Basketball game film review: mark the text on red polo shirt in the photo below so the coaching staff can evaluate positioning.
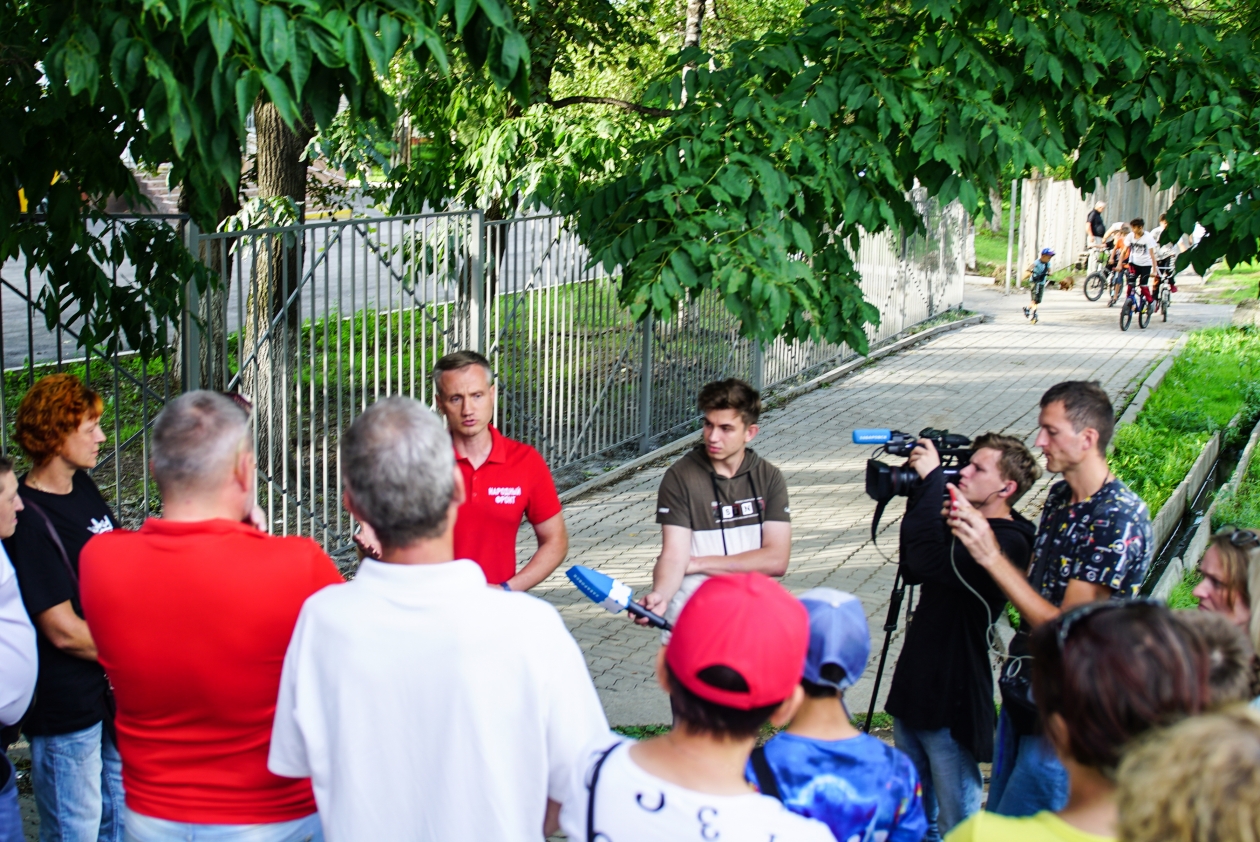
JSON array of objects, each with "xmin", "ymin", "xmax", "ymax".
[{"xmin": 453, "ymin": 426, "xmax": 561, "ymax": 584}]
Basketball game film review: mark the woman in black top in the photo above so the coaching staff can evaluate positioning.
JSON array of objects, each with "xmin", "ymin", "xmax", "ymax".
[{"xmin": 4, "ymin": 373, "xmax": 122, "ymax": 842}]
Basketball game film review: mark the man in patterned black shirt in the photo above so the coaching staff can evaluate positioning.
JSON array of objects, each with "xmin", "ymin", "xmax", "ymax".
[{"xmin": 945, "ymin": 380, "xmax": 1153, "ymax": 819}]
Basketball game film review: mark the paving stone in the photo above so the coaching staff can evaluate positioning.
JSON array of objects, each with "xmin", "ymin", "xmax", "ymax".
[{"xmin": 526, "ymin": 280, "xmax": 1234, "ymax": 725}]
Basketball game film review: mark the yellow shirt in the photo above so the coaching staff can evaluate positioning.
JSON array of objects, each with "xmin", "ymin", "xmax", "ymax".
[{"xmin": 946, "ymin": 811, "xmax": 1113, "ymax": 842}]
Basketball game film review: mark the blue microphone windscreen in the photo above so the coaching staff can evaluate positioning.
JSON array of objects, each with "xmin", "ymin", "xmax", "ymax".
[
  {"xmin": 853, "ymin": 428, "xmax": 892, "ymax": 444},
  {"xmin": 567, "ymin": 566, "xmax": 633, "ymax": 614}
]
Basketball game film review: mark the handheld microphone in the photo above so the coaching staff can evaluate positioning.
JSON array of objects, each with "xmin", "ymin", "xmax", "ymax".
[
  {"xmin": 567, "ymin": 565, "xmax": 672, "ymax": 630},
  {"xmin": 852, "ymin": 429, "xmax": 893, "ymax": 444}
]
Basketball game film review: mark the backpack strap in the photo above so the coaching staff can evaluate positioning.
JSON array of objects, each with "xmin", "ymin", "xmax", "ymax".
[
  {"xmin": 587, "ymin": 741, "xmax": 621, "ymax": 842},
  {"xmin": 749, "ymin": 745, "xmax": 782, "ymax": 801},
  {"xmin": 22, "ymin": 499, "xmax": 76, "ymax": 587}
]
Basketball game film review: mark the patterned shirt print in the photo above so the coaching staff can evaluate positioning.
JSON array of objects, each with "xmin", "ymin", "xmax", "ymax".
[{"xmin": 1030, "ymin": 478, "xmax": 1153, "ymax": 606}]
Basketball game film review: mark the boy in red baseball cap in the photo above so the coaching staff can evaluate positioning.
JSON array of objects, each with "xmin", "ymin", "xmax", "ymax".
[{"xmin": 559, "ymin": 573, "xmax": 834, "ymax": 841}]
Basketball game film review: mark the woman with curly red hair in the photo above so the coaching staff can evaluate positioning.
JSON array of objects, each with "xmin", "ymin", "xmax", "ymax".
[{"xmin": 4, "ymin": 373, "xmax": 123, "ymax": 842}]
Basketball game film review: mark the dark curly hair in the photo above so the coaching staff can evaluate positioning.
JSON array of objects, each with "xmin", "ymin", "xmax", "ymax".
[{"xmin": 13, "ymin": 374, "xmax": 104, "ymax": 466}]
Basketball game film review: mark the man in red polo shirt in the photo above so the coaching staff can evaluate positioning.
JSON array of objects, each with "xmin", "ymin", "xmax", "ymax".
[
  {"xmin": 433, "ymin": 350, "xmax": 566, "ymax": 591},
  {"xmin": 79, "ymin": 391, "xmax": 343, "ymax": 841}
]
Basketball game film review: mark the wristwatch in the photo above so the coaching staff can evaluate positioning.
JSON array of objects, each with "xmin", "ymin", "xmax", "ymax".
[{"xmin": 501, "ymin": 582, "xmax": 512, "ymax": 592}]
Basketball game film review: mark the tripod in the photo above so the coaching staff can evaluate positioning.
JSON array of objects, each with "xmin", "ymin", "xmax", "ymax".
[{"xmin": 862, "ymin": 566, "xmax": 916, "ymax": 733}]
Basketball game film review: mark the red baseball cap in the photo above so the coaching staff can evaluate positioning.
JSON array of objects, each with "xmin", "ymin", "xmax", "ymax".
[{"xmin": 665, "ymin": 573, "xmax": 809, "ymax": 710}]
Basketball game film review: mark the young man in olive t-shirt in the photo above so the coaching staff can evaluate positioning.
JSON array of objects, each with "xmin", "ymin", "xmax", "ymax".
[{"xmin": 636, "ymin": 379, "xmax": 792, "ymax": 632}]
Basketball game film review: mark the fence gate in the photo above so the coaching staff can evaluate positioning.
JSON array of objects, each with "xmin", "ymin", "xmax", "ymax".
[{"xmin": 0, "ymin": 200, "xmax": 964, "ymax": 561}]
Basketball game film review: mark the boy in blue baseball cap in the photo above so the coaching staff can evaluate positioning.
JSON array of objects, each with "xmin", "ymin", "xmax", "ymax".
[
  {"xmin": 747, "ymin": 589, "xmax": 927, "ymax": 842},
  {"xmin": 1022, "ymin": 248, "xmax": 1055, "ymax": 325}
]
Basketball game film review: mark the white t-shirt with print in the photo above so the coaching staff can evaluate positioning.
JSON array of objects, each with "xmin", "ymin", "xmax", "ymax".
[
  {"xmin": 1128, "ymin": 231, "xmax": 1158, "ymax": 266},
  {"xmin": 560, "ymin": 740, "xmax": 836, "ymax": 842}
]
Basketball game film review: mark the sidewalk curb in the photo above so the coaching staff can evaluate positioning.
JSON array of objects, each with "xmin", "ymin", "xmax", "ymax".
[
  {"xmin": 560, "ymin": 314, "xmax": 988, "ymax": 504},
  {"xmin": 1151, "ymin": 413, "xmax": 1260, "ymax": 602},
  {"xmin": 1114, "ymin": 333, "xmax": 1188, "ymax": 431}
]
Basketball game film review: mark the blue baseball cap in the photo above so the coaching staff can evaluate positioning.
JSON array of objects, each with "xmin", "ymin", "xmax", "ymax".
[
  {"xmin": 798, "ymin": 588, "xmax": 870, "ymax": 691},
  {"xmin": 1041, "ymin": 247, "xmax": 1056, "ymax": 256}
]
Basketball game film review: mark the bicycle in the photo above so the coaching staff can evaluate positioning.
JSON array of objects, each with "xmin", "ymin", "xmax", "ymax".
[
  {"xmin": 1083, "ymin": 249, "xmax": 1110, "ymax": 301},
  {"xmin": 1119, "ymin": 270, "xmax": 1154, "ymax": 331},
  {"xmin": 1107, "ymin": 266, "xmax": 1126, "ymax": 307},
  {"xmin": 1152, "ymin": 258, "xmax": 1177, "ymax": 322}
]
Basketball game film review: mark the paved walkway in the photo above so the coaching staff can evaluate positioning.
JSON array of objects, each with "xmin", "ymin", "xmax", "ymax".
[{"xmin": 527, "ymin": 277, "xmax": 1234, "ymax": 726}]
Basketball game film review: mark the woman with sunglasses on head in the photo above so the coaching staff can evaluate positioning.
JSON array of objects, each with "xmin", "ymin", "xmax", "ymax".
[
  {"xmin": 946, "ymin": 601, "xmax": 1209, "ymax": 842},
  {"xmin": 1193, "ymin": 528, "xmax": 1260, "ymax": 706}
]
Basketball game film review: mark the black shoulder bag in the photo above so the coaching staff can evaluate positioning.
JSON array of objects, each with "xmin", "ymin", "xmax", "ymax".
[
  {"xmin": 997, "ymin": 528, "xmax": 1057, "ymax": 735},
  {"xmin": 22, "ymin": 499, "xmax": 117, "ymax": 742},
  {"xmin": 749, "ymin": 745, "xmax": 782, "ymax": 801},
  {"xmin": 586, "ymin": 741, "xmax": 623, "ymax": 842}
]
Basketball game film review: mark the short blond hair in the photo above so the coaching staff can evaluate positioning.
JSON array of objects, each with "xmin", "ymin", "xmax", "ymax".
[{"xmin": 1118, "ymin": 707, "xmax": 1260, "ymax": 842}]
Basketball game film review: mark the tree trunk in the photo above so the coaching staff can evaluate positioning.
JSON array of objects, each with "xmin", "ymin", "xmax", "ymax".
[
  {"xmin": 684, "ymin": 0, "xmax": 705, "ymax": 48},
  {"xmin": 989, "ymin": 188, "xmax": 1002, "ymax": 232},
  {"xmin": 175, "ymin": 185, "xmax": 239, "ymax": 391},
  {"xmin": 242, "ymin": 100, "xmax": 314, "ymax": 513}
]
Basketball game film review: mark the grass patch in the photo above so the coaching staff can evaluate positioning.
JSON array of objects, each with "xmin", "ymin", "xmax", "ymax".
[
  {"xmin": 610, "ymin": 710, "xmax": 896, "ymax": 741},
  {"xmin": 1113, "ymin": 327, "xmax": 1260, "ymax": 516},
  {"xmin": 612, "ymin": 724, "xmax": 671, "ymax": 739},
  {"xmin": 1203, "ymin": 260, "xmax": 1260, "ymax": 303},
  {"xmin": 1166, "ymin": 567, "xmax": 1203, "ymax": 609},
  {"xmin": 1212, "ymin": 446, "xmax": 1260, "ymax": 531}
]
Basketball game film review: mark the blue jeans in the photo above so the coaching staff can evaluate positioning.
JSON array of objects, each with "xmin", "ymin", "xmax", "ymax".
[
  {"xmin": 987, "ymin": 709, "xmax": 1069, "ymax": 817},
  {"xmin": 893, "ymin": 720, "xmax": 983, "ymax": 842},
  {"xmin": 0, "ymin": 754, "xmax": 22, "ymax": 842},
  {"xmin": 30, "ymin": 722, "xmax": 125, "ymax": 842},
  {"xmin": 124, "ymin": 810, "xmax": 323, "ymax": 842}
]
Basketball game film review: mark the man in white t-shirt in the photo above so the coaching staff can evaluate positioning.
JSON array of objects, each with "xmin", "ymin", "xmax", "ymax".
[
  {"xmin": 268, "ymin": 397, "xmax": 610, "ymax": 842},
  {"xmin": 560, "ymin": 573, "xmax": 833, "ymax": 842}
]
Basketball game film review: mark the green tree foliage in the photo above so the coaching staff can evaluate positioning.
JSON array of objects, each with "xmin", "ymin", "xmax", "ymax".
[
  {"xmin": 573, "ymin": 0, "xmax": 1255, "ymax": 351},
  {"xmin": 0, "ymin": 0, "xmax": 526, "ymax": 357}
]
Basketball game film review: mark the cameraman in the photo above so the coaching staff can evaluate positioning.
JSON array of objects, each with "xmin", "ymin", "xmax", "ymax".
[
  {"xmin": 946, "ymin": 381, "xmax": 1153, "ymax": 819},
  {"xmin": 885, "ymin": 435, "xmax": 1039, "ymax": 841}
]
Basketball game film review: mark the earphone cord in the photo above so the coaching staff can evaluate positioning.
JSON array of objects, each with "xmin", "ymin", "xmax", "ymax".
[{"xmin": 947, "ymin": 489, "xmax": 1031, "ymax": 671}]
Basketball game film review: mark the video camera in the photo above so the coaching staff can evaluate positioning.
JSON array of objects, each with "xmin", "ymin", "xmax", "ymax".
[
  {"xmin": 853, "ymin": 428, "xmax": 973, "ymax": 504},
  {"xmin": 852, "ymin": 427, "xmax": 974, "ymax": 735}
]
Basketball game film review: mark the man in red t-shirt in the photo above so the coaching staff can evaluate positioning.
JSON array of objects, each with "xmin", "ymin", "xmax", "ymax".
[
  {"xmin": 434, "ymin": 351, "xmax": 566, "ymax": 591},
  {"xmin": 79, "ymin": 391, "xmax": 342, "ymax": 840}
]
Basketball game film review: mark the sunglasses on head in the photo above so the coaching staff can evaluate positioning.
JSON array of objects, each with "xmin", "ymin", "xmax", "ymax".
[
  {"xmin": 1055, "ymin": 597, "xmax": 1162, "ymax": 652},
  {"xmin": 1217, "ymin": 526, "xmax": 1260, "ymax": 549},
  {"xmin": 220, "ymin": 392, "xmax": 254, "ymax": 415}
]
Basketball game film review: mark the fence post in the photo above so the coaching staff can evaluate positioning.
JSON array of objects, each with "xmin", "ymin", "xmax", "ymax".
[
  {"xmin": 1005, "ymin": 178, "xmax": 1018, "ymax": 295},
  {"xmin": 638, "ymin": 311, "xmax": 654, "ymax": 455},
  {"xmin": 751, "ymin": 341, "xmax": 764, "ymax": 392},
  {"xmin": 470, "ymin": 210, "xmax": 486, "ymax": 354},
  {"xmin": 182, "ymin": 219, "xmax": 202, "ymax": 392}
]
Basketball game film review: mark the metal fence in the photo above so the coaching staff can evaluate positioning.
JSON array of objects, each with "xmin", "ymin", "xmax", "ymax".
[
  {"xmin": 0, "ymin": 198, "xmax": 964, "ymax": 558},
  {"xmin": 1015, "ymin": 173, "xmax": 1178, "ymax": 275}
]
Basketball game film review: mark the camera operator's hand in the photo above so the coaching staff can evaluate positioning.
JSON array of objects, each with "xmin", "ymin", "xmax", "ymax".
[
  {"xmin": 944, "ymin": 484, "xmax": 1003, "ymax": 569},
  {"xmin": 636, "ymin": 591, "xmax": 668, "ymax": 626},
  {"xmin": 907, "ymin": 437, "xmax": 941, "ymax": 479}
]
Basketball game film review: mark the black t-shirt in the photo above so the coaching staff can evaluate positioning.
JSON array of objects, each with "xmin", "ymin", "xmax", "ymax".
[
  {"xmin": 1087, "ymin": 208, "xmax": 1105, "ymax": 237},
  {"xmin": 884, "ymin": 467, "xmax": 1035, "ymax": 762},
  {"xmin": 5, "ymin": 471, "xmax": 117, "ymax": 736}
]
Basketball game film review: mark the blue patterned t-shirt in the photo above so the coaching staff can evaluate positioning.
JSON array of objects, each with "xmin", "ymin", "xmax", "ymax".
[
  {"xmin": 746, "ymin": 732, "xmax": 926, "ymax": 842},
  {"xmin": 1030, "ymin": 477, "xmax": 1152, "ymax": 606}
]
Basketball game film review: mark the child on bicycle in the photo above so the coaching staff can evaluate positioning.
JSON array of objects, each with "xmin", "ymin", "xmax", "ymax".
[
  {"xmin": 1124, "ymin": 218, "xmax": 1160, "ymax": 304},
  {"xmin": 1022, "ymin": 247, "xmax": 1054, "ymax": 325}
]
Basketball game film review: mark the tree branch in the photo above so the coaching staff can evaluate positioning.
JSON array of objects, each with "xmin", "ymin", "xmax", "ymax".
[{"xmin": 547, "ymin": 96, "xmax": 674, "ymax": 118}]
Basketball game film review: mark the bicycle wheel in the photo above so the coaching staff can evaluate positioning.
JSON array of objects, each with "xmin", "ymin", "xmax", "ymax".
[
  {"xmin": 1139, "ymin": 299, "xmax": 1153, "ymax": 328},
  {"xmin": 1084, "ymin": 272, "xmax": 1106, "ymax": 301},
  {"xmin": 1161, "ymin": 287, "xmax": 1171, "ymax": 322},
  {"xmin": 1120, "ymin": 301, "xmax": 1133, "ymax": 331}
]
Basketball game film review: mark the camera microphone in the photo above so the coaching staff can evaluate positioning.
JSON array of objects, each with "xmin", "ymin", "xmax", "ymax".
[
  {"xmin": 567, "ymin": 565, "xmax": 673, "ymax": 630},
  {"xmin": 852, "ymin": 429, "xmax": 893, "ymax": 444}
]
